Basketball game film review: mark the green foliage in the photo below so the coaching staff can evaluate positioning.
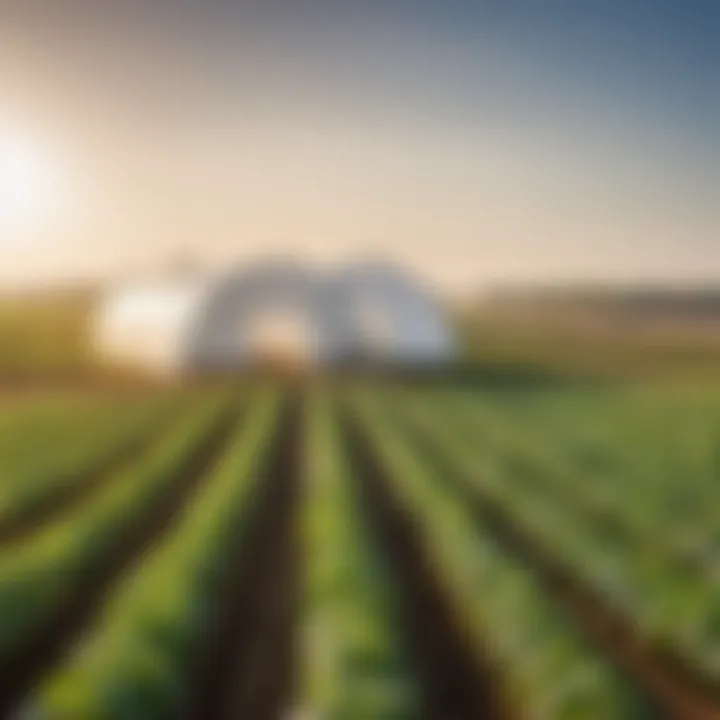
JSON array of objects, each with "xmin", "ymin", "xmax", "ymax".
[
  {"xmin": 0, "ymin": 393, "xmax": 227, "ymax": 659},
  {"xmin": 353, "ymin": 392, "xmax": 657, "ymax": 718},
  {"xmin": 25, "ymin": 391, "xmax": 279, "ymax": 720},
  {"xmin": 2, "ymin": 381, "xmax": 719, "ymax": 717},
  {"xmin": 382, "ymin": 385, "xmax": 720, "ymax": 683},
  {"xmin": 296, "ymin": 392, "xmax": 420, "ymax": 719},
  {"xmin": 0, "ymin": 394, "xmax": 179, "ymax": 527}
]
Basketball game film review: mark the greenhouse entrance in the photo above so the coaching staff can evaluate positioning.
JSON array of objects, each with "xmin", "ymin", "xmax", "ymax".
[{"xmin": 244, "ymin": 308, "xmax": 318, "ymax": 373}]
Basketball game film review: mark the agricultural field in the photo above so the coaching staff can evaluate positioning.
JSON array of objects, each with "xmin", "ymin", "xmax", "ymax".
[{"xmin": 0, "ymin": 381, "xmax": 719, "ymax": 719}]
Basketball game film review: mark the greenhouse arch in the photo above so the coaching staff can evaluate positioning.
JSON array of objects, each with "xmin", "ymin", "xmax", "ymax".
[{"xmin": 94, "ymin": 260, "xmax": 456, "ymax": 374}]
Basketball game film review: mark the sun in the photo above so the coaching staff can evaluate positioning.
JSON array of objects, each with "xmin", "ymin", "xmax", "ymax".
[{"xmin": 0, "ymin": 131, "xmax": 58, "ymax": 243}]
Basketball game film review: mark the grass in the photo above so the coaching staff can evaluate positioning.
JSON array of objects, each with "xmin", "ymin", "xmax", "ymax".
[{"xmin": 0, "ymin": 291, "xmax": 94, "ymax": 378}]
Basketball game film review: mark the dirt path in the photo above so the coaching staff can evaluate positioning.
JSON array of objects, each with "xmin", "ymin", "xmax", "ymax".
[
  {"xmin": 0, "ymin": 404, "xmax": 241, "ymax": 719},
  {"xmin": 184, "ymin": 396, "xmax": 300, "ymax": 720},
  {"xmin": 400, "ymin": 416, "xmax": 720, "ymax": 720},
  {"xmin": 342, "ymin": 412, "xmax": 512, "ymax": 720}
]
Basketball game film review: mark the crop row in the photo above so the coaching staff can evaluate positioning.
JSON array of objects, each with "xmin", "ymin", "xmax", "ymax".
[
  {"xmin": 388, "ymin": 387, "xmax": 720, "ymax": 685},
  {"xmin": 295, "ymin": 393, "xmax": 420, "ymax": 718},
  {"xmin": 1, "ymin": 383, "xmax": 719, "ymax": 719},
  {"xmin": 352, "ymin": 392, "xmax": 657, "ymax": 719},
  {"xmin": 0, "ymin": 394, "xmax": 184, "ymax": 539},
  {"xmin": 21, "ymin": 390, "xmax": 280, "ymax": 719}
]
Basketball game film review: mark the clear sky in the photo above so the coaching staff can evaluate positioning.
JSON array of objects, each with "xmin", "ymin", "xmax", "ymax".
[{"xmin": 0, "ymin": 1, "xmax": 718, "ymax": 292}]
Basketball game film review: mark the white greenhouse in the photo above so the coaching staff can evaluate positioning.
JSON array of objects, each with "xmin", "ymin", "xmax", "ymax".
[{"xmin": 93, "ymin": 260, "xmax": 455, "ymax": 375}]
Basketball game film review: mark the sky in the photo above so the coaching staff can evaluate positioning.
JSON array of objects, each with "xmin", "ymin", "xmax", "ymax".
[{"xmin": 0, "ymin": 0, "xmax": 718, "ymax": 293}]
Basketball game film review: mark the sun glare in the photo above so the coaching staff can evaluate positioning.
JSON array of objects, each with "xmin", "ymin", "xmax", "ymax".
[{"xmin": 0, "ymin": 131, "xmax": 58, "ymax": 243}]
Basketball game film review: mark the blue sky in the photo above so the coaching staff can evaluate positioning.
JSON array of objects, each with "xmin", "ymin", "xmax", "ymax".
[{"xmin": 0, "ymin": 1, "xmax": 717, "ymax": 290}]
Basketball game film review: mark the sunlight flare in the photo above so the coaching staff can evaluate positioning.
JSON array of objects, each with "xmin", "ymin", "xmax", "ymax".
[{"xmin": 0, "ymin": 130, "xmax": 60, "ymax": 244}]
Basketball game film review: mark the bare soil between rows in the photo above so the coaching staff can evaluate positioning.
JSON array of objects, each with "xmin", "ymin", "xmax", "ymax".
[
  {"xmin": 400, "ymin": 415, "xmax": 720, "ymax": 720},
  {"xmin": 183, "ymin": 396, "xmax": 300, "ymax": 720},
  {"xmin": 0, "ymin": 406, "xmax": 179, "ymax": 545},
  {"xmin": 342, "ymin": 411, "xmax": 513, "ymax": 720},
  {"xmin": 0, "ymin": 403, "xmax": 241, "ymax": 719},
  {"xmin": 5, "ymin": 388, "xmax": 716, "ymax": 719}
]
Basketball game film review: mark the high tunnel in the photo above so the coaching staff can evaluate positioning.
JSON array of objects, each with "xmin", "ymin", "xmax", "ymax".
[{"xmin": 94, "ymin": 261, "xmax": 456, "ymax": 375}]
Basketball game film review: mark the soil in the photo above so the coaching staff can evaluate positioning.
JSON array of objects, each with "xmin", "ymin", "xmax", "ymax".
[
  {"xmin": 400, "ymin": 415, "xmax": 720, "ymax": 720},
  {"xmin": 0, "ymin": 403, "xmax": 241, "ymax": 719},
  {"xmin": 184, "ymin": 395, "xmax": 300, "ymax": 720},
  {"xmin": 0, "ymin": 406, "xmax": 178, "ymax": 544},
  {"xmin": 342, "ymin": 411, "xmax": 513, "ymax": 720}
]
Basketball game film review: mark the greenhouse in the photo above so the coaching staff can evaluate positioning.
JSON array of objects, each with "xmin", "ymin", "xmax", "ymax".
[{"xmin": 93, "ymin": 260, "xmax": 455, "ymax": 374}]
